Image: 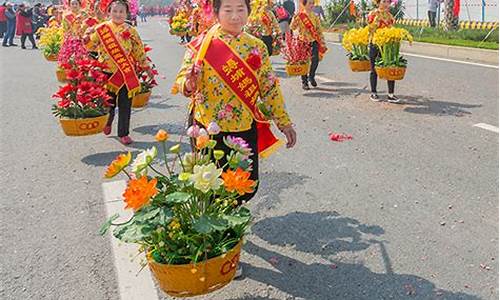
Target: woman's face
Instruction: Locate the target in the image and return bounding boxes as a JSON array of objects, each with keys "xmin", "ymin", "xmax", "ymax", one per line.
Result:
[
  {"xmin": 379, "ymin": 0, "xmax": 391, "ymax": 10},
  {"xmin": 217, "ymin": 0, "xmax": 248, "ymax": 35},
  {"xmin": 70, "ymin": 0, "xmax": 80, "ymax": 12},
  {"xmin": 110, "ymin": 2, "xmax": 127, "ymax": 24}
]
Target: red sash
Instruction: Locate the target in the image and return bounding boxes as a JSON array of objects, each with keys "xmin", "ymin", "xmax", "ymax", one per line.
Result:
[
  {"xmin": 188, "ymin": 34, "xmax": 283, "ymax": 158},
  {"xmin": 97, "ymin": 24, "xmax": 140, "ymax": 97},
  {"xmin": 297, "ymin": 12, "xmax": 327, "ymax": 58}
]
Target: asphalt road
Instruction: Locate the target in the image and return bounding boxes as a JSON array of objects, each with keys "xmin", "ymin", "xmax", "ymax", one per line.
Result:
[{"xmin": 1, "ymin": 17, "xmax": 498, "ymax": 300}]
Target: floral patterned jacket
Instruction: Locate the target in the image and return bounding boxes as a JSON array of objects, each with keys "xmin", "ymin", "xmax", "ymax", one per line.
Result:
[{"xmin": 174, "ymin": 26, "xmax": 292, "ymax": 133}]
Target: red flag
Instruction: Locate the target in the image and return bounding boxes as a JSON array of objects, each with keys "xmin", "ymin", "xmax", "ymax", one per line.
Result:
[
  {"xmin": 453, "ymin": 0, "xmax": 460, "ymax": 17},
  {"xmin": 349, "ymin": 0, "xmax": 356, "ymax": 16}
]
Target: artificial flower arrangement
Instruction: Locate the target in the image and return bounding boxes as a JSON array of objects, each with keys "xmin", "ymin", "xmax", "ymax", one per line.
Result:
[
  {"xmin": 56, "ymin": 36, "xmax": 88, "ymax": 82},
  {"xmin": 37, "ymin": 26, "xmax": 64, "ymax": 61},
  {"xmin": 100, "ymin": 123, "xmax": 254, "ymax": 297},
  {"xmin": 169, "ymin": 11, "xmax": 190, "ymax": 36},
  {"xmin": 132, "ymin": 45, "xmax": 159, "ymax": 108},
  {"xmin": 281, "ymin": 32, "xmax": 312, "ymax": 76},
  {"xmin": 342, "ymin": 26, "xmax": 371, "ymax": 72},
  {"xmin": 372, "ymin": 27, "xmax": 413, "ymax": 80},
  {"xmin": 52, "ymin": 58, "xmax": 111, "ymax": 136}
]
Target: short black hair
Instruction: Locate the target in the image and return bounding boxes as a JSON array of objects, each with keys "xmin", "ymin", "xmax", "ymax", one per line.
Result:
[
  {"xmin": 213, "ymin": 0, "xmax": 251, "ymax": 15},
  {"xmin": 108, "ymin": 0, "xmax": 130, "ymax": 13},
  {"xmin": 302, "ymin": 0, "xmax": 309, "ymax": 5}
]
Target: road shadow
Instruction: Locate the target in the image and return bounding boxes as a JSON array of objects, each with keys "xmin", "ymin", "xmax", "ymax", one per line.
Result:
[
  {"xmin": 253, "ymin": 171, "xmax": 311, "ymax": 212},
  {"xmin": 243, "ymin": 211, "xmax": 482, "ymax": 300},
  {"xmin": 81, "ymin": 150, "xmax": 141, "ymax": 167},
  {"xmin": 320, "ymin": 81, "xmax": 357, "ymax": 87},
  {"xmin": 133, "ymin": 123, "xmax": 187, "ymax": 136},
  {"xmin": 400, "ymin": 95, "xmax": 482, "ymax": 117},
  {"xmin": 302, "ymin": 87, "xmax": 368, "ymax": 99}
]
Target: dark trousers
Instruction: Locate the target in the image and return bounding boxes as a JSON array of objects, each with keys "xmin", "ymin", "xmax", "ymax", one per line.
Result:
[
  {"xmin": 21, "ymin": 33, "xmax": 36, "ymax": 47},
  {"xmin": 369, "ymin": 44, "xmax": 395, "ymax": 94},
  {"xmin": 2, "ymin": 19, "xmax": 15, "ymax": 45},
  {"xmin": 188, "ymin": 118, "xmax": 259, "ymax": 204},
  {"xmin": 0, "ymin": 21, "xmax": 6, "ymax": 38},
  {"xmin": 261, "ymin": 35, "xmax": 273, "ymax": 56},
  {"xmin": 107, "ymin": 87, "xmax": 132, "ymax": 137},
  {"xmin": 428, "ymin": 11, "xmax": 437, "ymax": 27},
  {"xmin": 301, "ymin": 41, "xmax": 319, "ymax": 84}
]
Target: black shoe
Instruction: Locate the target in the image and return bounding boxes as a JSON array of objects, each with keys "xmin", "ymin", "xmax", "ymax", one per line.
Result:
[
  {"xmin": 309, "ymin": 77, "xmax": 317, "ymax": 87},
  {"xmin": 302, "ymin": 82, "xmax": 310, "ymax": 90},
  {"xmin": 370, "ymin": 93, "xmax": 381, "ymax": 102},
  {"xmin": 9, "ymin": 43, "xmax": 17, "ymax": 46},
  {"xmin": 21, "ymin": 45, "xmax": 26, "ymax": 49},
  {"xmin": 2, "ymin": 44, "xmax": 9, "ymax": 47},
  {"xmin": 32, "ymin": 45, "xmax": 38, "ymax": 49},
  {"xmin": 387, "ymin": 95, "xmax": 401, "ymax": 103}
]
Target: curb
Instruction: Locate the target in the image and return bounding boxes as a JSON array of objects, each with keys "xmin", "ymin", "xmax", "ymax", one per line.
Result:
[{"xmin": 324, "ymin": 32, "xmax": 499, "ymax": 65}]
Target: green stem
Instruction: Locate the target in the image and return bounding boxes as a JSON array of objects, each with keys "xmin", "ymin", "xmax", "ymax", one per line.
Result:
[
  {"xmin": 149, "ymin": 165, "xmax": 167, "ymax": 177},
  {"xmin": 160, "ymin": 142, "xmax": 173, "ymax": 176}
]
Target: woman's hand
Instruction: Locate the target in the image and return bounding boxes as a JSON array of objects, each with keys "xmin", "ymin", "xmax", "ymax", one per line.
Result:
[{"xmin": 279, "ymin": 124, "xmax": 297, "ymax": 148}]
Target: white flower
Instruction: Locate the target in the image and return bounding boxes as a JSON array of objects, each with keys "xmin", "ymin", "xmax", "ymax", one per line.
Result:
[
  {"xmin": 207, "ymin": 121, "xmax": 221, "ymax": 135},
  {"xmin": 199, "ymin": 128, "xmax": 208, "ymax": 137},
  {"xmin": 189, "ymin": 163, "xmax": 223, "ymax": 193},
  {"xmin": 182, "ymin": 153, "xmax": 196, "ymax": 172},
  {"xmin": 186, "ymin": 124, "xmax": 200, "ymax": 138},
  {"xmin": 131, "ymin": 146, "xmax": 157, "ymax": 177}
]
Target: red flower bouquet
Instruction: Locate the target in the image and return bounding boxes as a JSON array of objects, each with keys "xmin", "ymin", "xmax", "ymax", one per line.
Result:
[
  {"xmin": 281, "ymin": 32, "xmax": 311, "ymax": 65},
  {"xmin": 281, "ymin": 32, "xmax": 312, "ymax": 76},
  {"xmin": 52, "ymin": 58, "xmax": 111, "ymax": 119}
]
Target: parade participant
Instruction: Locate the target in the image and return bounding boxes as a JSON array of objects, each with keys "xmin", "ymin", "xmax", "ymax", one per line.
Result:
[
  {"xmin": 16, "ymin": 4, "xmax": 37, "ymax": 49},
  {"xmin": 290, "ymin": 0, "xmax": 326, "ymax": 90},
  {"xmin": 174, "ymin": 0, "xmax": 297, "ymax": 203},
  {"xmin": 84, "ymin": 0, "xmax": 151, "ymax": 145},
  {"xmin": 367, "ymin": 0, "xmax": 399, "ymax": 103},
  {"xmin": 255, "ymin": 0, "xmax": 280, "ymax": 56},
  {"xmin": 62, "ymin": 0, "xmax": 86, "ymax": 38}
]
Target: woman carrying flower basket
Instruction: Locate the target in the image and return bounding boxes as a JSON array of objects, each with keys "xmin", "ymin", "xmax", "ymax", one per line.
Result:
[
  {"xmin": 173, "ymin": 0, "xmax": 297, "ymax": 204},
  {"xmin": 84, "ymin": 0, "xmax": 151, "ymax": 145},
  {"xmin": 290, "ymin": 0, "xmax": 327, "ymax": 90},
  {"xmin": 246, "ymin": 0, "xmax": 281, "ymax": 56},
  {"xmin": 367, "ymin": 0, "xmax": 398, "ymax": 103}
]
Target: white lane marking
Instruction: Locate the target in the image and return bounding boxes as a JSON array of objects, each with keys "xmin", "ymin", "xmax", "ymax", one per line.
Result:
[
  {"xmin": 102, "ymin": 180, "xmax": 159, "ymax": 300},
  {"xmin": 473, "ymin": 123, "xmax": 500, "ymax": 133},
  {"xmin": 327, "ymin": 41, "xmax": 499, "ymax": 69}
]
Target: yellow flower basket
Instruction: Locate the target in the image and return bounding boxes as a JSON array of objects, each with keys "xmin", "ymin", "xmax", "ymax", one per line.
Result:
[
  {"xmin": 45, "ymin": 54, "xmax": 58, "ymax": 61},
  {"xmin": 375, "ymin": 66, "xmax": 407, "ymax": 81},
  {"xmin": 56, "ymin": 68, "xmax": 66, "ymax": 83},
  {"xmin": 132, "ymin": 91, "xmax": 151, "ymax": 108},
  {"xmin": 285, "ymin": 62, "xmax": 310, "ymax": 76},
  {"xmin": 148, "ymin": 240, "xmax": 243, "ymax": 298},
  {"xmin": 348, "ymin": 59, "xmax": 371, "ymax": 72},
  {"xmin": 58, "ymin": 115, "xmax": 108, "ymax": 136}
]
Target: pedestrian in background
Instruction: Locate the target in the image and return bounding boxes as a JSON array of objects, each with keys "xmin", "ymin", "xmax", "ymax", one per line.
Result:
[
  {"xmin": 282, "ymin": 0, "xmax": 295, "ymax": 24},
  {"xmin": 2, "ymin": 2, "xmax": 16, "ymax": 46},
  {"xmin": 0, "ymin": 2, "xmax": 7, "ymax": 38},
  {"xmin": 428, "ymin": 0, "xmax": 441, "ymax": 27},
  {"xmin": 312, "ymin": 0, "xmax": 325, "ymax": 21},
  {"xmin": 16, "ymin": 3, "xmax": 37, "ymax": 49}
]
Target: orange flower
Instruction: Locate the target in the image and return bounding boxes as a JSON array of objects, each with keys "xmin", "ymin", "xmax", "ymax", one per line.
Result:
[
  {"xmin": 123, "ymin": 177, "xmax": 158, "ymax": 211},
  {"xmin": 221, "ymin": 168, "xmax": 256, "ymax": 195},
  {"xmin": 104, "ymin": 152, "xmax": 132, "ymax": 178},
  {"xmin": 155, "ymin": 129, "xmax": 169, "ymax": 142},
  {"xmin": 196, "ymin": 135, "xmax": 210, "ymax": 149}
]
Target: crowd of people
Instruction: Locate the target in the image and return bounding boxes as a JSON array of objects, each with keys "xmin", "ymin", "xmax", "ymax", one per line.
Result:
[{"xmin": 0, "ymin": 1, "xmax": 50, "ymax": 48}]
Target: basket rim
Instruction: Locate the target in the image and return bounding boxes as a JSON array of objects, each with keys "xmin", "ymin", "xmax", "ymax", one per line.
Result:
[{"xmin": 147, "ymin": 239, "xmax": 243, "ymax": 269}]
